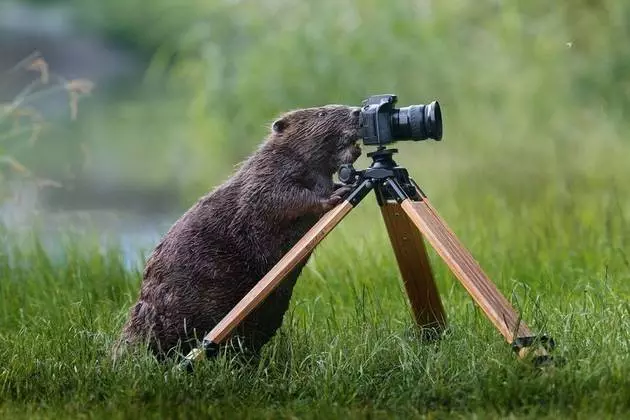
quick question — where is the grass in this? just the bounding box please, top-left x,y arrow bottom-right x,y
0,135 -> 629,419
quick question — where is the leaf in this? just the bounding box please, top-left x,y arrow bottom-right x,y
0,155 -> 31,175
26,57 -> 49,84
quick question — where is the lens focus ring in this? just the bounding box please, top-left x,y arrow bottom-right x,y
407,105 -> 427,141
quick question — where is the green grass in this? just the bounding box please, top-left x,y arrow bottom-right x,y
0,137 -> 629,419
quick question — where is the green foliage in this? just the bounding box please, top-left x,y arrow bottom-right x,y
15,0 -> 628,203
141,0 -> 630,195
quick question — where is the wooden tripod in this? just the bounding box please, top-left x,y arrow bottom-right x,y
180,147 -> 556,370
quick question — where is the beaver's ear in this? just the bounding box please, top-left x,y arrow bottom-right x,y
272,117 -> 288,133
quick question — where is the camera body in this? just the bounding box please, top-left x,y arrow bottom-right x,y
359,94 -> 442,147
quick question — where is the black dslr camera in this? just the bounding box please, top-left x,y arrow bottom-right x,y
359,94 -> 442,147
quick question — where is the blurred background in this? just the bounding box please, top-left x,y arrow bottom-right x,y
0,0 -> 628,269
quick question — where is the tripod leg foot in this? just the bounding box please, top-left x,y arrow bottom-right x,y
512,334 -> 565,368
176,338 -> 221,373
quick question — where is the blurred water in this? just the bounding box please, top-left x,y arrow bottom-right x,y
0,182 -> 177,272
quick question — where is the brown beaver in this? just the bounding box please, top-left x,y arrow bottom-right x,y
116,104 -> 362,360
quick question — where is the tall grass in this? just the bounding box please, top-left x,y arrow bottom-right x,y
0,169 -> 628,417
0,51 -> 93,203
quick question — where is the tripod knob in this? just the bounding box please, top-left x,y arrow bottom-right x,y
338,164 -> 357,184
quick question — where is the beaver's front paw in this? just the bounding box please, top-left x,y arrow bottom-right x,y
320,197 -> 339,213
320,187 -> 352,212
333,185 -> 352,199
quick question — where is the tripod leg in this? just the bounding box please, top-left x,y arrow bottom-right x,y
394,188 -> 552,361
380,202 -> 447,338
179,179 -> 375,370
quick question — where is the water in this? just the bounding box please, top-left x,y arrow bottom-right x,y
0,186 -> 178,272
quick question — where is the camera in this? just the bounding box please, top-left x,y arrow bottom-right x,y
359,94 -> 442,147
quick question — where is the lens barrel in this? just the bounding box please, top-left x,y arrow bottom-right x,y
392,100 -> 442,141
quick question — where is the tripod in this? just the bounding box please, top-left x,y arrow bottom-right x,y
180,147 -> 556,370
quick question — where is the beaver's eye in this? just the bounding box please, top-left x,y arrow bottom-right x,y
318,111 -> 326,117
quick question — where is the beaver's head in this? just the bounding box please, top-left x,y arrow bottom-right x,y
269,105 -> 362,174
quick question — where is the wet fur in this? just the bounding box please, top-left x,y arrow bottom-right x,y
116,105 -> 362,360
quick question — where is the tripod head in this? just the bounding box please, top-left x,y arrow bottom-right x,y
337,147 -> 421,205
338,147 -> 399,184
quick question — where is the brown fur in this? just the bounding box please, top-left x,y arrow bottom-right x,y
116,104 -> 362,360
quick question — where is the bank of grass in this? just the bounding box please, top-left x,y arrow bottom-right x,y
0,132 -> 629,418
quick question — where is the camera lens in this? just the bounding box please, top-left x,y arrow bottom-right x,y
392,101 -> 442,141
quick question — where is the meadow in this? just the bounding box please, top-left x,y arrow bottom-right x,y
1,1 -> 630,418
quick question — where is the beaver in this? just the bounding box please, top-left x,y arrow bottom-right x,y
116,104 -> 363,360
